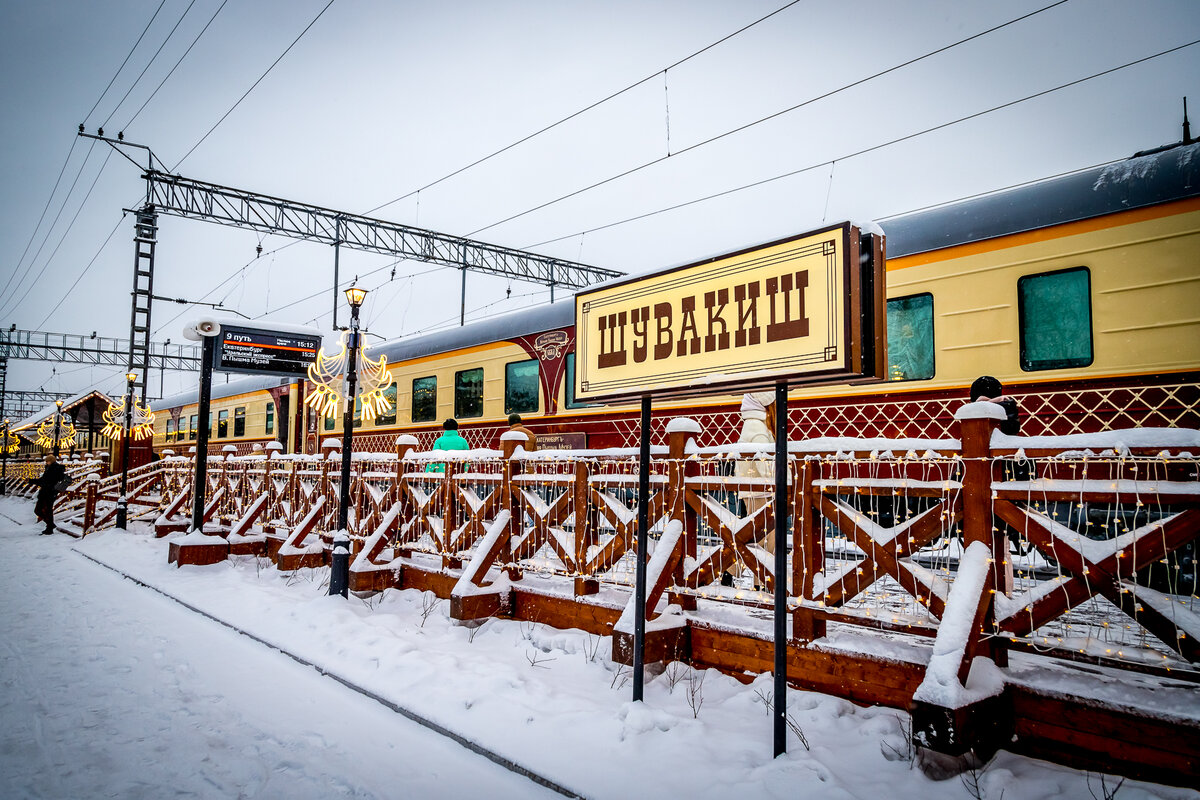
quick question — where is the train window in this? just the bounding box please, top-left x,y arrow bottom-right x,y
412,377 -> 437,423
324,412 -> 336,431
217,410 -> 229,438
206,413 -> 213,438
564,354 -> 596,409
265,402 -> 274,434
1019,267 -> 1093,371
376,384 -> 398,426
165,418 -> 174,442
886,293 -> 935,381
190,415 -> 197,440
234,407 -> 246,437
455,368 -> 484,419
504,360 -> 539,415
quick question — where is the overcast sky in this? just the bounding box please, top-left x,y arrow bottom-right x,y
1,0 -> 1197,404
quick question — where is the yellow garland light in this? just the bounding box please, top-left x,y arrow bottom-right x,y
2,430 -> 20,455
304,330 -> 395,421
101,397 -> 156,440
35,416 -> 77,449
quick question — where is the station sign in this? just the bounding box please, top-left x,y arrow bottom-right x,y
573,222 -> 885,402
213,324 -> 322,378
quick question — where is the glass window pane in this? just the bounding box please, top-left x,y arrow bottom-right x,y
376,384 -> 398,425
217,410 -> 227,438
504,360 -> 539,415
324,412 -> 336,431
165,418 -> 174,442
455,368 -> 484,419
886,293 -> 935,381
412,377 -> 437,423
265,402 -> 274,434
234,407 -> 246,437
1019,268 -> 1092,371
190,415 -> 197,440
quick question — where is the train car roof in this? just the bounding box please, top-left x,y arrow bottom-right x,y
156,373 -> 293,411
155,141 -> 1200,409
880,140 -> 1200,258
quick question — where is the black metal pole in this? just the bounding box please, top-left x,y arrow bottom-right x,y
52,408 -> 62,458
190,337 -> 216,532
773,382 -> 789,756
331,305 -> 360,598
632,395 -> 651,702
115,382 -> 133,529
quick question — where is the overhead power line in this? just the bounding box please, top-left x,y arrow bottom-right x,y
363,0 -> 807,216
467,0 -> 1071,238
102,0 -> 202,129
171,0 -> 339,171
524,37 -> 1200,250
2,137 -> 79,298
122,0 -> 233,131
82,0 -> 169,125
0,148 -> 114,320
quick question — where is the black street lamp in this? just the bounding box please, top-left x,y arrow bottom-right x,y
330,285 -> 367,597
52,399 -> 64,458
115,371 -> 137,530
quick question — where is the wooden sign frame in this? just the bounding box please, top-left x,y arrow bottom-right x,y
574,222 -> 885,402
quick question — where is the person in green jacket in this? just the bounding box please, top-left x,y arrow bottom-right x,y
426,418 -> 470,473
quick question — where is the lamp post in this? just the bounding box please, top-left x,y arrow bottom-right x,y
115,371 -> 137,530
330,285 -> 367,597
0,418 -> 9,496
52,399 -> 64,457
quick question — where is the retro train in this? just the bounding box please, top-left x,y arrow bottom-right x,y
150,140 -> 1200,455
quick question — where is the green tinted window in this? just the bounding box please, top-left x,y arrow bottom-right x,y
886,293 -> 935,381
504,360 -> 539,415
376,384 -> 398,426
324,412 -> 336,431
412,377 -> 437,422
265,402 -> 274,434
564,353 -> 595,409
1019,268 -> 1092,371
455,368 -> 484,419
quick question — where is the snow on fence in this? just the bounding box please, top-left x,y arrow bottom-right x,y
150,415 -> 1200,680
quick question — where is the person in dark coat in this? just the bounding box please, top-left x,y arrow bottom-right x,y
33,454 -> 67,535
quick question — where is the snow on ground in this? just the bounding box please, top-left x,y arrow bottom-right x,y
1,495 -> 1195,800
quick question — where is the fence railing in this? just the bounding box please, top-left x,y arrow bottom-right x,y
153,411 -> 1200,677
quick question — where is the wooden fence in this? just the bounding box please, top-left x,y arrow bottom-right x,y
146,410 -> 1200,784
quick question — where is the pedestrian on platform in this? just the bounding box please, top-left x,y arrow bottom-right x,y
33,454 -> 67,536
502,413 -> 537,452
426,418 -> 470,473
969,375 -> 1020,435
723,391 -> 777,587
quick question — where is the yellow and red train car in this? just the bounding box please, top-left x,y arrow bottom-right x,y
152,140 -> 1200,456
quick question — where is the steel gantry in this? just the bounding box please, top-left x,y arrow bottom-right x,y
0,329 -> 200,370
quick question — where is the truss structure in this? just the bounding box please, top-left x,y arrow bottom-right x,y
142,170 -> 624,290
0,329 -> 200,370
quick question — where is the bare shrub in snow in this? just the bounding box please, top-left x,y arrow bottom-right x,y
686,669 -> 705,718
418,591 -> 442,627
610,665 -> 630,691
519,620 -> 538,641
581,633 -> 601,664
1087,773 -> 1125,800
880,716 -> 915,767
526,649 -> 555,669
752,686 -> 810,750
960,757 -> 996,800
663,661 -> 686,693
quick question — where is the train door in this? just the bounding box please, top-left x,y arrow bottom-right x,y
278,395 -> 290,452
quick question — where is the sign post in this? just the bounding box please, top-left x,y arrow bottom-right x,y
184,320 -> 321,534
574,223 -> 885,756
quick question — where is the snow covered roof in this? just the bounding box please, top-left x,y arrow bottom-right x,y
11,389 -> 116,433
879,140 -> 1200,258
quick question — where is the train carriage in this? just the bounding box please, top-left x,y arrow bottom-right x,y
151,139 -> 1200,455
